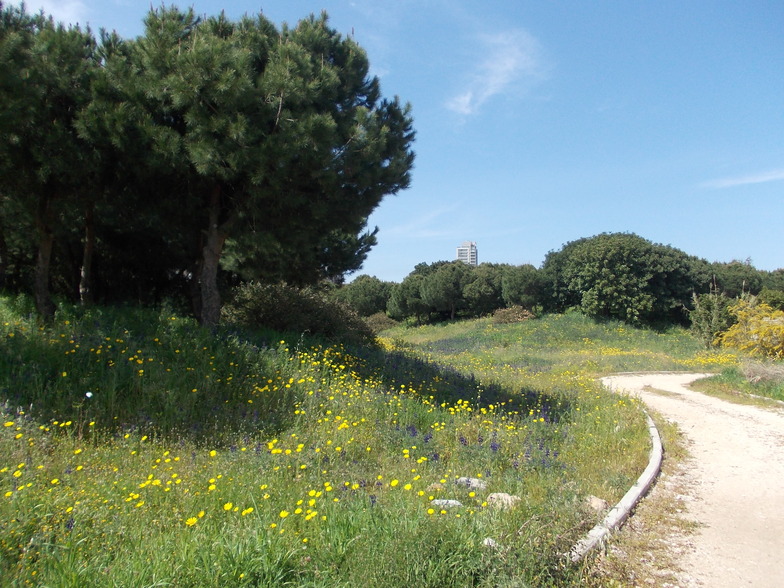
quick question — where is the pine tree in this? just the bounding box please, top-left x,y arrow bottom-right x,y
0,5 -> 97,316
121,8 -> 414,327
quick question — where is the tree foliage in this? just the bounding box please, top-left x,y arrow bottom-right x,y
383,244 -> 780,328
762,269 -> 784,292
0,4 -> 415,326
388,273 -> 430,323
330,274 -> 393,317
501,263 -> 541,310
709,260 -> 764,298
541,233 -> 710,325
757,288 -> 784,312
387,261 -> 508,323
462,263 -> 505,316
420,261 -> 472,320
119,8 -> 414,326
0,6 -> 97,316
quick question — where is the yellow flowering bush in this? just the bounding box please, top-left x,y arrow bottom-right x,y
717,300 -> 784,359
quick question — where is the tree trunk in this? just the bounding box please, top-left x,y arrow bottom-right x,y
79,203 -> 95,305
189,260 -> 203,320
34,195 -> 55,319
199,185 -> 228,329
0,222 -> 7,291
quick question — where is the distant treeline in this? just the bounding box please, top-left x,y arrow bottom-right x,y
333,233 -> 784,327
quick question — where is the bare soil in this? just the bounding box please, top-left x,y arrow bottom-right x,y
599,373 -> 784,588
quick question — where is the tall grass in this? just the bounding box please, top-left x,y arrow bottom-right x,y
1,299 -> 729,586
691,363 -> 784,402
0,303 -> 304,442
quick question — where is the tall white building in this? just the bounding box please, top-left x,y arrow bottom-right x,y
456,241 -> 478,266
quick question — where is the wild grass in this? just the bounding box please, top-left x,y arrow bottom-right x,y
388,311 -> 736,377
582,416 -> 699,587
690,362 -> 784,403
1,299 -> 727,586
381,312 -> 734,508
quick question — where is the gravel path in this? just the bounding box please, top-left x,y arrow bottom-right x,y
602,373 -> 784,588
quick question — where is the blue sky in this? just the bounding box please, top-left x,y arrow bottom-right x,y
17,1 -> 784,281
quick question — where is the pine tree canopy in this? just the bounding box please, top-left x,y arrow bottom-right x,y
0,3 -> 415,324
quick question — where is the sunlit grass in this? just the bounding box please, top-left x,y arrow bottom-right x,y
386,312 -> 735,377
1,299 -> 728,586
1,299 -> 591,586
690,365 -> 784,403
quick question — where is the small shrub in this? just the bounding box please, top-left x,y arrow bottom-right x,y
364,312 -> 398,334
222,282 -> 376,347
740,359 -> 784,383
492,305 -> 535,324
690,290 -> 732,348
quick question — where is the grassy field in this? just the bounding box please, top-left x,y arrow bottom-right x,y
1,299 -> 739,586
690,363 -> 784,403
386,311 -> 737,377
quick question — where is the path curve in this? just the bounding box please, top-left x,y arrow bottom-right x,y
602,373 -> 784,588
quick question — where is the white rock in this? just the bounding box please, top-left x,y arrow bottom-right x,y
486,492 -> 521,510
456,477 -> 487,490
586,495 -> 609,512
431,499 -> 462,508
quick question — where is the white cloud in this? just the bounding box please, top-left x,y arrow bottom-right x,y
446,30 -> 545,116
702,168 -> 784,189
385,205 -> 460,238
13,1 -> 88,27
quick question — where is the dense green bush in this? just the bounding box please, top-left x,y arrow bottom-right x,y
541,232 -> 710,326
758,288 -> 784,311
710,259 -> 764,298
330,275 -> 393,316
492,305 -> 535,324
222,282 -> 376,347
364,311 -> 399,333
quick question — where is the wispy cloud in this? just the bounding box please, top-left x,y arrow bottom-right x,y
384,205 -> 461,239
446,30 -> 545,116
13,1 -> 88,27
702,168 -> 784,189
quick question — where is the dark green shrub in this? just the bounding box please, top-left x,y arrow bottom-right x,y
493,305 -> 535,324
364,311 -> 398,333
710,259 -> 765,297
223,282 -> 376,347
330,275 -> 393,316
758,288 -> 784,311
541,232 -> 710,326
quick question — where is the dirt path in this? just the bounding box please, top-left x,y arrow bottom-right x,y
602,373 -> 784,588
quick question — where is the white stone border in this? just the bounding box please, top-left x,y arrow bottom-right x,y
569,410 -> 663,562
